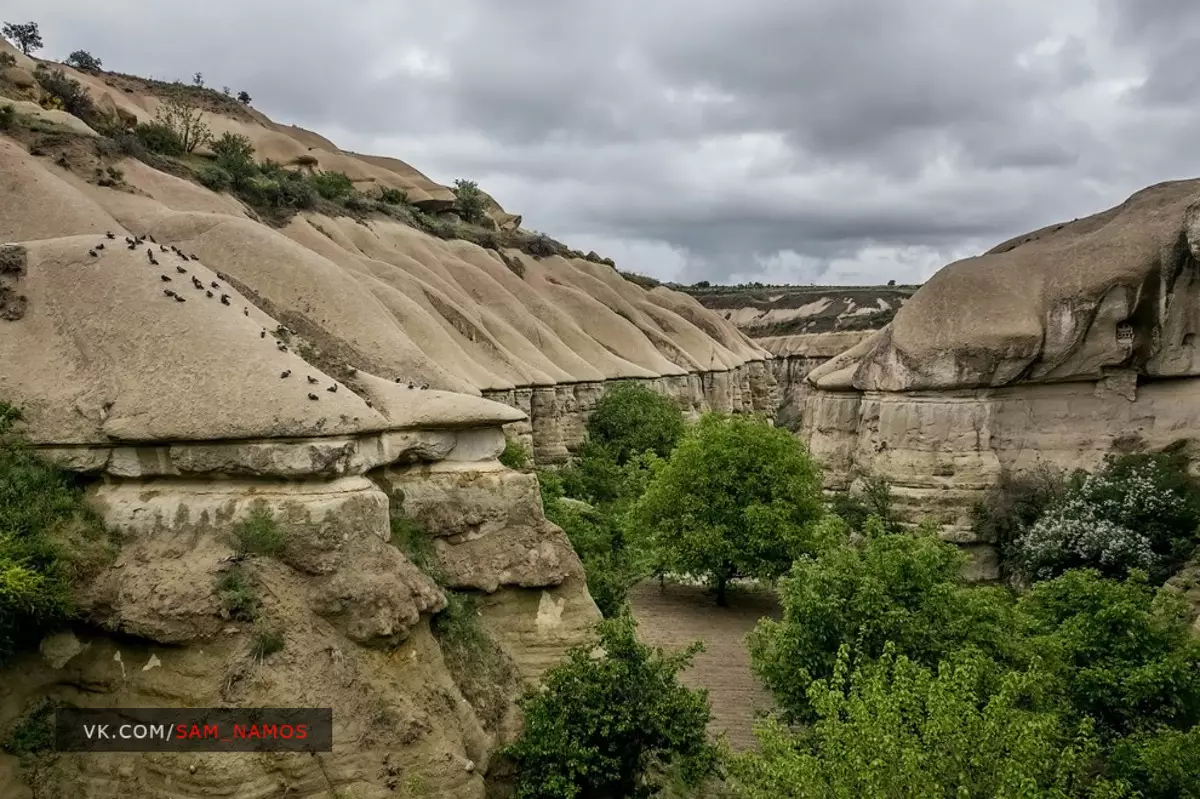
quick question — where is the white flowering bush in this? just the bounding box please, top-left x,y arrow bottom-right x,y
1014,453 -> 1200,582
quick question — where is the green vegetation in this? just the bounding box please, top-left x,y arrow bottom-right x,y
310,170 -> 355,201
229,506 -> 285,557
153,93 -> 212,153
64,50 -> 102,73
390,511 -> 439,577
215,565 -> 260,622
585,383 -> 685,466
379,187 -> 407,205
3,700 -> 56,757
251,625 -> 285,660
499,437 -> 532,471
1,21 -> 41,55
632,414 -> 827,605
0,103 -> 14,132
749,528 -> 1018,721
134,121 -> 186,156
33,65 -> 96,122
0,402 -> 114,664
453,179 -> 488,224
506,616 -> 718,799
432,590 -> 521,730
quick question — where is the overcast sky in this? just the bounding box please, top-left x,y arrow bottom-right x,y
11,1 -> 1200,285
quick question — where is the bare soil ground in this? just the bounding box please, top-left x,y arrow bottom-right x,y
630,580 -> 780,751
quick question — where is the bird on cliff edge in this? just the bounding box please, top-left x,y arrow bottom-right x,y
160,275 -> 172,282
308,393 -> 319,401
280,370 -> 291,379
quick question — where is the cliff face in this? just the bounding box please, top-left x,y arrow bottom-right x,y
800,180 -> 1200,580
0,43 -> 767,796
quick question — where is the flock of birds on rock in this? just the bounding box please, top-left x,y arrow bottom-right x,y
84,231 -> 434,402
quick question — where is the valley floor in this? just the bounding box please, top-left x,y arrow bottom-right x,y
629,581 -> 780,750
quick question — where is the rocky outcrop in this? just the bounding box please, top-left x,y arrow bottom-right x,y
800,180 -> 1200,580
757,332 -> 871,432
686,285 -> 916,338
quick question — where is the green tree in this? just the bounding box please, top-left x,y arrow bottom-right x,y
64,50 -> 102,72
1,21 -> 41,55
586,383 -> 685,466
154,94 -> 212,154
210,131 -> 256,188
453,178 -> 487,225
506,616 -> 718,798
542,491 -> 644,617
749,528 -> 1019,720
631,414 -> 827,605
1018,569 -> 1200,737
236,90 -> 252,105
729,645 -> 1129,799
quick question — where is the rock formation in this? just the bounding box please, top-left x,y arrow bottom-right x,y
0,42 -> 770,797
801,179 -> 1200,580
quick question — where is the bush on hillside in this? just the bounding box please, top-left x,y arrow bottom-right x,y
64,50 -> 102,73
586,383 -> 685,466
134,121 -> 186,156
453,179 -> 487,225
33,65 -> 94,122
0,403 -> 113,664
236,90 -> 251,105
1,21 -> 41,55
378,187 -> 407,205
1013,453 -> 1200,582
210,131 -> 256,186
196,164 -> 230,192
729,646 -> 1121,799
632,414 -> 828,605
506,616 -> 718,798
748,528 -> 1019,721
498,438 -> 531,471
0,104 -> 14,132
153,94 -> 211,154
309,170 -> 354,201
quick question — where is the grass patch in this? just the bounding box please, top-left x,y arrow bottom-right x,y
498,438 -> 531,471
0,402 -> 115,664
390,512 -> 439,577
251,625 -> 285,660
2,699 -> 56,758
229,506 -> 285,557
216,565 -> 260,622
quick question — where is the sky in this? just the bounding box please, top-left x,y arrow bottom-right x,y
10,0 -> 1200,285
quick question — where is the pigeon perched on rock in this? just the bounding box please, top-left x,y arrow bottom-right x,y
280,370 -> 291,379
307,376 -> 318,384
326,384 -> 338,393
308,393 -> 319,401
96,243 -> 105,250
88,249 -> 97,257
160,275 -> 172,282
106,232 -> 115,240
220,295 -> 230,306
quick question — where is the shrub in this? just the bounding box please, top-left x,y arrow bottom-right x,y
453,179 -> 487,225
1109,726 -> 1200,799
379,187 -> 407,205
1018,569 -> 1200,737
309,170 -> 354,201
344,193 -> 371,212
587,383 -> 685,466
134,121 -> 186,156
251,625 -> 285,660
0,52 -> 15,69
0,402 -> 113,664
230,507 -> 285,557
973,464 -> 1068,576
828,473 -> 900,533
3,700 -> 56,758
1013,453 -> 1200,582
210,131 -> 255,184
0,104 -> 14,132
216,566 -> 260,622
1,21 -> 41,55
749,529 -> 1019,721
632,414 -> 828,605
237,90 -> 251,105
499,438 -> 531,471
64,50 -> 102,73
506,616 -> 718,798
729,646 -> 1121,799
197,164 -> 230,192
153,94 -> 212,153
33,65 -> 94,121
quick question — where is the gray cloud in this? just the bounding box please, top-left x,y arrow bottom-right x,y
11,0 -> 1200,284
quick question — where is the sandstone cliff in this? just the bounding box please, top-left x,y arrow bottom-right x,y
801,179 -> 1200,580
0,42 -> 771,797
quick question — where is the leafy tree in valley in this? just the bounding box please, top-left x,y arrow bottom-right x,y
729,645 -> 1127,799
631,414 -> 828,605
506,615 -> 718,798
586,382 -> 685,466
1017,568 -> 1200,737
748,528 -> 1019,720
1,21 -> 41,55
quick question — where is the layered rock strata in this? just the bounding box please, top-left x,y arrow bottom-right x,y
801,180 -> 1200,580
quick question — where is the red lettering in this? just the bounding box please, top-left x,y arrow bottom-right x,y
296,724 -> 307,740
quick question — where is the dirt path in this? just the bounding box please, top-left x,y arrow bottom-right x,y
629,581 -> 780,751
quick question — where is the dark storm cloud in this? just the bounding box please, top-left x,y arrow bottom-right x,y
12,1 -> 1200,284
